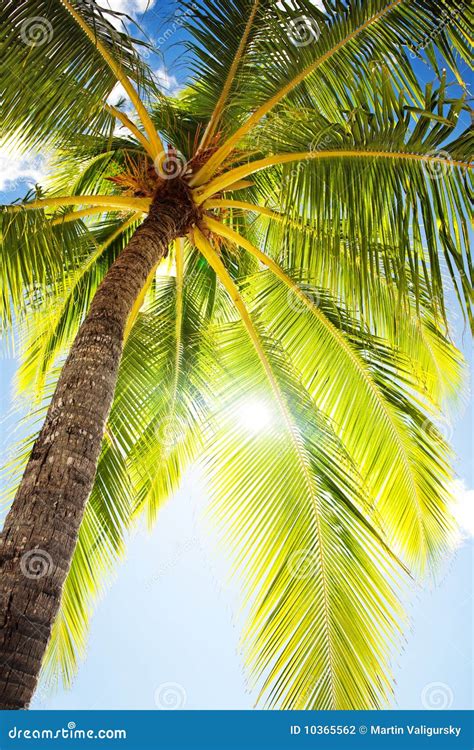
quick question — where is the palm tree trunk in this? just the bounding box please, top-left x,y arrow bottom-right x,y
0,181 -> 197,709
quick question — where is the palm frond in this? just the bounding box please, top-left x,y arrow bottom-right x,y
0,201 -> 90,331
17,214 -> 142,396
0,0 -> 157,151
200,80 -> 472,328
191,0 -> 472,183
204,215 -> 465,405
37,253 -> 218,684
207,216 -> 459,567
203,320 -> 406,709
192,0 -> 260,150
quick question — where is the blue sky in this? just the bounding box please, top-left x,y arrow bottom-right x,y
0,0 -> 472,712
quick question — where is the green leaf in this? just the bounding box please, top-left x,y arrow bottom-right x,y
0,0 -> 155,150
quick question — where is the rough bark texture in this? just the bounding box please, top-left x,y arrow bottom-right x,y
0,180 -> 198,709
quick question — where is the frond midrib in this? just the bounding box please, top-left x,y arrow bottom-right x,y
193,226 -> 339,707
191,0 -> 407,184
205,217 -> 429,556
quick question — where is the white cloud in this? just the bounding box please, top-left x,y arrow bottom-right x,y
276,0 -> 325,11
0,146 -> 48,192
108,65 -> 180,112
450,479 -> 474,540
99,0 -> 155,23
153,66 -> 180,96
107,81 -> 130,107
113,0 -> 154,12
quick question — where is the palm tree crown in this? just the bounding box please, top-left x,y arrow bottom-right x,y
1,0 -> 472,709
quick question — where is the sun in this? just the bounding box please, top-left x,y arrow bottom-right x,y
237,398 -> 273,434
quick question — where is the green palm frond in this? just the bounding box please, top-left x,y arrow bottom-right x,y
45,133 -> 154,196
0,0 -> 156,151
190,226 -> 410,707
209,204 -> 465,403
121,273 -> 216,524
180,0 -> 265,131
150,95 -> 209,158
204,322 -> 407,709
37,250 -> 218,683
205,80 -> 472,328
191,0 -> 472,182
1,158 -> 149,338
1,0 -> 472,713
0,200 -> 92,331
200,221 -> 459,570
242,269 -> 457,569
17,214 -> 142,396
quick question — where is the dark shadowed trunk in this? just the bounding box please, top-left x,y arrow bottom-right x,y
0,179 -> 198,709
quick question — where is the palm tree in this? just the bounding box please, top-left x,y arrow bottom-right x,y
0,0 -> 472,710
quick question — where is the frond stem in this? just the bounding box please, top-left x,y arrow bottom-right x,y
51,207 -> 123,226
204,199 -> 283,222
105,104 -> 155,157
60,0 -> 164,159
192,224 -> 338,707
196,150 -> 472,204
6,195 -> 150,214
190,0 -> 405,185
197,0 -> 261,151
